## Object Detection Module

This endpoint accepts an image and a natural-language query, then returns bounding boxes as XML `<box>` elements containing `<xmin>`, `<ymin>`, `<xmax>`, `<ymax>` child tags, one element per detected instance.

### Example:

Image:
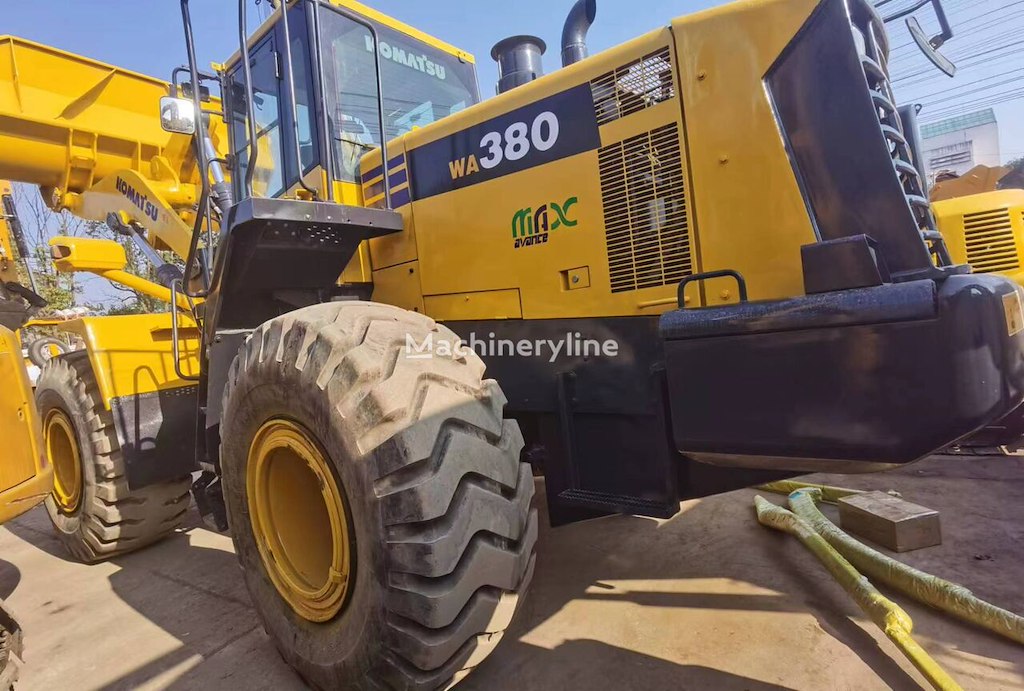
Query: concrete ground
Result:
<box><xmin>1</xmin><ymin>454</ymin><xmax>1022</xmax><ymax>691</ymax></box>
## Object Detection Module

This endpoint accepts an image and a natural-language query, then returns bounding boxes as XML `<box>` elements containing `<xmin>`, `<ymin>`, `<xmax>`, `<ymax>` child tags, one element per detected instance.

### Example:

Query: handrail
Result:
<box><xmin>239</xmin><ymin>0</ymin><xmax>261</xmax><ymax>198</ymax></box>
<box><xmin>179</xmin><ymin>0</ymin><xmax>214</xmax><ymax>297</ymax></box>
<box><xmin>278</xmin><ymin>1</ymin><xmax>318</xmax><ymax>199</ymax></box>
<box><xmin>171</xmin><ymin>66</ymin><xmax>218</xmax><ymax>95</ymax></box>
<box><xmin>170</xmin><ymin>278</ymin><xmax>201</xmax><ymax>382</ymax></box>
<box><xmin>314</xmin><ymin>0</ymin><xmax>391</xmax><ymax>208</ymax></box>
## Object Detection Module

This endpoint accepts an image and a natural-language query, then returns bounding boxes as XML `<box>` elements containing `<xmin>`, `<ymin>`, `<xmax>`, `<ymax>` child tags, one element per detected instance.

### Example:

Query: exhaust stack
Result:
<box><xmin>491</xmin><ymin>36</ymin><xmax>547</xmax><ymax>95</ymax></box>
<box><xmin>561</xmin><ymin>0</ymin><xmax>597</xmax><ymax>67</ymax></box>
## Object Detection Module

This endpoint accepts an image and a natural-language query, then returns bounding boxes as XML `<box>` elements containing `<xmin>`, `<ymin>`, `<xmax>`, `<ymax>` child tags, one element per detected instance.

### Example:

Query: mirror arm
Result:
<box><xmin>880</xmin><ymin>0</ymin><xmax>953</xmax><ymax>45</ymax></box>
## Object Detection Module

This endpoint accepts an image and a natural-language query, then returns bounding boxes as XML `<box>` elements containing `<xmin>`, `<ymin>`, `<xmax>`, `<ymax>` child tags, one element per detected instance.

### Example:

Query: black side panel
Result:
<box><xmin>446</xmin><ymin>318</ymin><xmax>679</xmax><ymax>524</ymax></box>
<box><xmin>205</xmin><ymin>329</ymin><xmax>251</xmax><ymax>431</ymax></box>
<box><xmin>111</xmin><ymin>386</ymin><xmax>200</xmax><ymax>489</ymax></box>
<box><xmin>765</xmin><ymin>0</ymin><xmax>934</xmax><ymax>276</ymax></box>
<box><xmin>200</xmin><ymin>329</ymin><xmax>251</xmax><ymax>471</ymax></box>
<box><xmin>449</xmin><ymin>317</ymin><xmax>664</xmax><ymax>414</ymax></box>
<box><xmin>206</xmin><ymin>197</ymin><xmax>402</xmax><ymax>334</ymax></box>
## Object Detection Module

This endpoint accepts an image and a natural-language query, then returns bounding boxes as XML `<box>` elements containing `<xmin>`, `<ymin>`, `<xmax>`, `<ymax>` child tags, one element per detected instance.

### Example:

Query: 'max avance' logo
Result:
<box><xmin>511</xmin><ymin>197</ymin><xmax>578</xmax><ymax>249</ymax></box>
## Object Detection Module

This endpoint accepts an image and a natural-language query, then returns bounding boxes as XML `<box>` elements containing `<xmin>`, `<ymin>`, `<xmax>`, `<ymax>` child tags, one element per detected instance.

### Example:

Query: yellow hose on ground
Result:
<box><xmin>754</xmin><ymin>496</ymin><xmax>962</xmax><ymax>691</ymax></box>
<box><xmin>788</xmin><ymin>488</ymin><xmax>1024</xmax><ymax>646</ymax></box>
<box><xmin>757</xmin><ymin>480</ymin><xmax>863</xmax><ymax>503</ymax></box>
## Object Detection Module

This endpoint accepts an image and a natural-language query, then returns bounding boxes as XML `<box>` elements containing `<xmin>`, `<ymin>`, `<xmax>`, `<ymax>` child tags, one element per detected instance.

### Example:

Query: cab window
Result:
<box><xmin>227</xmin><ymin>9</ymin><xmax>319</xmax><ymax>199</ymax></box>
<box><xmin>318</xmin><ymin>8</ymin><xmax>480</xmax><ymax>182</ymax></box>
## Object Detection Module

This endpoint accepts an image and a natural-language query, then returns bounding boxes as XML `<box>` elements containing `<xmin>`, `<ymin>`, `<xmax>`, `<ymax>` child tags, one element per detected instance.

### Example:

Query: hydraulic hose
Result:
<box><xmin>758</xmin><ymin>480</ymin><xmax>863</xmax><ymax>503</ymax></box>
<box><xmin>788</xmin><ymin>488</ymin><xmax>1024</xmax><ymax>646</ymax></box>
<box><xmin>754</xmin><ymin>496</ymin><xmax>962</xmax><ymax>691</ymax></box>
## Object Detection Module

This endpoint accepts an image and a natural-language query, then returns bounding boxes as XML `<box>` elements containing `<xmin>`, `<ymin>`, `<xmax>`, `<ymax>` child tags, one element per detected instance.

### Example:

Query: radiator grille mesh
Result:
<box><xmin>599</xmin><ymin>123</ymin><xmax>692</xmax><ymax>293</ymax></box>
<box><xmin>963</xmin><ymin>207</ymin><xmax>1019</xmax><ymax>272</ymax></box>
<box><xmin>591</xmin><ymin>48</ymin><xmax>675</xmax><ymax>126</ymax></box>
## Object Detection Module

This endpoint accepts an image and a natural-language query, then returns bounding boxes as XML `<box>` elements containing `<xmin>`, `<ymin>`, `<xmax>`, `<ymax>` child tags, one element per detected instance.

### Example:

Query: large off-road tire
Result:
<box><xmin>220</xmin><ymin>302</ymin><xmax>537</xmax><ymax>690</ymax></box>
<box><xmin>35</xmin><ymin>353</ymin><xmax>191</xmax><ymax>563</ymax></box>
<box><xmin>27</xmin><ymin>336</ymin><xmax>67</xmax><ymax>368</ymax></box>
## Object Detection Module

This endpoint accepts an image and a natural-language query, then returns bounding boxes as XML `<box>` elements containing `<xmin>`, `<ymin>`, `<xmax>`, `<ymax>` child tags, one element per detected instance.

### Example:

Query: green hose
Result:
<box><xmin>754</xmin><ymin>496</ymin><xmax>962</xmax><ymax>691</ymax></box>
<box><xmin>757</xmin><ymin>480</ymin><xmax>863</xmax><ymax>504</ymax></box>
<box><xmin>788</xmin><ymin>488</ymin><xmax>1024</xmax><ymax>646</ymax></box>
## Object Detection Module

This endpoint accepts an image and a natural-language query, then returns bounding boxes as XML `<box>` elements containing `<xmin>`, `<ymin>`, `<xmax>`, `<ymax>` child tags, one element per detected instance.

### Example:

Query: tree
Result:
<box><xmin>10</xmin><ymin>183</ymin><xmax>97</xmax><ymax>313</ymax></box>
<box><xmin>1003</xmin><ymin>157</ymin><xmax>1024</xmax><ymax>190</ymax></box>
<box><xmin>100</xmin><ymin>237</ymin><xmax>173</xmax><ymax>315</ymax></box>
<box><xmin>10</xmin><ymin>183</ymin><xmax>174</xmax><ymax>316</ymax></box>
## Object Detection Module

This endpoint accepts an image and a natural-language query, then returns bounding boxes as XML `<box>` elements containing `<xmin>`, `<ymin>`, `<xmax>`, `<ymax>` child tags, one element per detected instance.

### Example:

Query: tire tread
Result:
<box><xmin>222</xmin><ymin>302</ymin><xmax>535</xmax><ymax>689</ymax></box>
<box><xmin>37</xmin><ymin>353</ymin><xmax>190</xmax><ymax>563</ymax></box>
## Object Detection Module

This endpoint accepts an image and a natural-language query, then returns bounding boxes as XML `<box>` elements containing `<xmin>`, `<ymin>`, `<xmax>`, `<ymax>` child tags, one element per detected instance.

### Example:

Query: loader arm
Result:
<box><xmin>0</xmin><ymin>180</ymin><xmax>45</xmax><ymax>330</ymax></box>
<box><xmin>0</xmin><ymin>35</ymin><xmax>225</xmax><ymax>262</ymax></box>
<box><xmin>0</xmin><ymin>38</ymin><xmax>214</xmax><ymax>504</ymax></box>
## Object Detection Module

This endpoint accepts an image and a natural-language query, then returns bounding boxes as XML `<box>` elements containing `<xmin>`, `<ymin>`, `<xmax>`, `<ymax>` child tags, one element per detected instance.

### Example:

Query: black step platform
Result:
<box><xmin>206</xmin><ymin>196</ymin><xmax>403</xmax><ymax>332</ymax></box>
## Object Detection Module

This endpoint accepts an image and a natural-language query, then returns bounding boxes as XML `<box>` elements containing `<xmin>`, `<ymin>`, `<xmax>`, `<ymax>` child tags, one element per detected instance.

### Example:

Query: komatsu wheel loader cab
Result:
<box><xmin>0</xmin><ymin>0</ymin><xmax>1016</xmax><ymax>685</ymax></box>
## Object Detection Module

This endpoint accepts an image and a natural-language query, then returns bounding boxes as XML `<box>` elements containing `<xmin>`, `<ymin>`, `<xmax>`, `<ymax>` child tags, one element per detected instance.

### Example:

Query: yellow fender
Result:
<box><xmin>0</xmin><ymin>325</ymin><xmax>52</xmax><ymax>524</ymax></box>
<box><xmin>54</xmin><ymin>314</ymin><xmax>200</xmax><ymax>410</ymax></box>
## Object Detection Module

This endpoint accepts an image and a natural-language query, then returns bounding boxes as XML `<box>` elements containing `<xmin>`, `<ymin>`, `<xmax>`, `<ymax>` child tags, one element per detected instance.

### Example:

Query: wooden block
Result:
<box><xmin>837</xmin><ymin>491</ymin><xmax>941</xmax><ymax>552</ymax></box>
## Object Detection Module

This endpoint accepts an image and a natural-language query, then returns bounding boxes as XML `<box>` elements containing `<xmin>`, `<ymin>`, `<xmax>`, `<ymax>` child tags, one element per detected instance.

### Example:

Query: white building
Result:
<box><xmin>920</xmin><ymin>109</ymin><xmax>1001</xmax><ymax>183</ymax></box>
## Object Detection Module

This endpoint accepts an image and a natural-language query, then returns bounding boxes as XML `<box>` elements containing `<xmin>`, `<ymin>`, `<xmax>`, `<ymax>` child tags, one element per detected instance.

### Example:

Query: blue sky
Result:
<box><xmin>4</xmin><ymin>0</ymin><xmax>1023</xmax><ymax>304</ymax></box>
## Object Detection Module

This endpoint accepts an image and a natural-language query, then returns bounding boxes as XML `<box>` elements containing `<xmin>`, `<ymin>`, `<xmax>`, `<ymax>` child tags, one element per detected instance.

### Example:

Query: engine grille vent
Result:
<box><xmin>599</xmin><ymin>123</ymin><xmax>692</xmax><ymax>293</ymax></box>
<box><xmin>591</xmin><ymin>48</ymin><xmax>675</xmax><ymax>126</ymax></box>
<box><xmin>963</xmin><ymin>207</ymin><xmax>1019</xmax><ymax>273</ymax></box>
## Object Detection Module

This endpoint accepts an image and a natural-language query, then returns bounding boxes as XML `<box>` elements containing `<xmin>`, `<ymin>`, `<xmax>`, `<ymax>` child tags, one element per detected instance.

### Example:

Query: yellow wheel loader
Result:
<box><xmin>4</xmin><ymin>0</ymin><xmax>1024</xmax><ymax>688</ymax></box>
<box><xmin>0</xmin><ymin>181</ymin><xmax>54</xmax><ymax>688</ymax></box>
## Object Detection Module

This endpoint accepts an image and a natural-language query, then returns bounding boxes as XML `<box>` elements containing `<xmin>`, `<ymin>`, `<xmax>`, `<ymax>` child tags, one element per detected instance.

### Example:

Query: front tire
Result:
<box><xmin>220</xmin><ymin>302</ymin><xmax>537</xmax><ymax>690</ymax></box>
<box><xmin>35</xmin><ymin>353</ymin><xmax>191</xmax><ymax>562</ymax></box>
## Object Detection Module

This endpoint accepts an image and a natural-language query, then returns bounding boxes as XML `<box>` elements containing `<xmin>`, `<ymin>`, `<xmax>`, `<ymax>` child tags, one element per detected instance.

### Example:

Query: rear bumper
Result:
<box><xmin>661</xmin><ymin>274</ymin><xmax>1024</xmax><ymax>471</ymax></box>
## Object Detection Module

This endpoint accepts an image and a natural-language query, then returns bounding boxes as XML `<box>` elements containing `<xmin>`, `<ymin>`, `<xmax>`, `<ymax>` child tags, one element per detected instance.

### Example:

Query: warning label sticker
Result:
<box><xmin>1003</xmin><ymin>290</ymin><xmax>1024</xmax><ymax>336</ymax></box>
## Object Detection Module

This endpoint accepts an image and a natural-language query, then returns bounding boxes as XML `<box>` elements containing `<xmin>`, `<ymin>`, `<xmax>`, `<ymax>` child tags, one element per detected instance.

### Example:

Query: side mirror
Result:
<box><xmin>878</xmin><ymin>0</ymin><xmax>956</xmax><ymax>77</ymax></box>
<box><xmin>159</xmin><ymin>96</ymin><xmax>197</xmax><ymax>135</ymax></box>
<box><xmin>907</xmin><ymin>16</ymin><xmax>956</xmax><ymax>77</ymax></box>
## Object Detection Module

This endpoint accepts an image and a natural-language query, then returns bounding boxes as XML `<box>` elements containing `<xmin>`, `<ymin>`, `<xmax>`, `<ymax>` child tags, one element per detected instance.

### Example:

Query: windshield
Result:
<box><xmin>319</xmin><ymin>9</ymin><xmax>480</xmax><ymax>182</ymax></box>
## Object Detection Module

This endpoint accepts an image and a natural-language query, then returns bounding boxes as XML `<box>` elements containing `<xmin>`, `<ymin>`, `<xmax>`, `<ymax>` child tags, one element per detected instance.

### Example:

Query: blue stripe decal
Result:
<box><xmin>388</xmin><ymin>168</ymin><xmax>408</xmax><ymax>187</ymax></box>
<box><xmin>390</xmin><ymin>187</ymin><xmax>411</xmax><ymax>208</ymax></box>
<box><xmin>361</xmin><ymin>154</ymin><xmax>407</xmax><ymax>184</ymax></box>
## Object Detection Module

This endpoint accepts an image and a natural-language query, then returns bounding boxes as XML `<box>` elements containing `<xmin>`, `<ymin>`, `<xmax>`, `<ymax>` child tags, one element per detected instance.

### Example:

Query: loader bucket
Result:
<box><xmin>0</xmin><ymin>36</ymin><xmax>211</xmax><ymax>194</ymax></box>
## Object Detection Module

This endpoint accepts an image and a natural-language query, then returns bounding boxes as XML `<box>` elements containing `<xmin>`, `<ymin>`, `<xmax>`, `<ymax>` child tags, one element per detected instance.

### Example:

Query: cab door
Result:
<box><xmin>225</xmin><ymin>8</ymin><xmax>320</xmax><ymax>202</ymax></box>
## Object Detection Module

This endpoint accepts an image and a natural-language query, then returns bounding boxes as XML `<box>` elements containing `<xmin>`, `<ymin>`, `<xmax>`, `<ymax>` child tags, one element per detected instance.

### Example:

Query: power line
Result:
<box><xmin>903</xmin><ymin>67</ymin><xmax>1024</xmax><ymax>103</ymax></box>
<box><xmin>919</xmin><ymin>74</ymin><xmax>1024</xmax><ymax>108</ymax></box>
<box><xmin>920</xmin><ymin>89</ymin><xmax>1024</xmax><ymax>121</ymax></box>
<box><xmin>896</xmin><ymin>50</ymin><xmax>1024</xmax><ymax>90</ymax></box>
<box><xmin>893</xmin><ymin>37</ymin><xmax>1024</xmax><ymax>82</ymax></box>
<box><xmin>890</xmin><ymin>0</ymin><xmax>1024</xmax><ymax>52</ymax></box>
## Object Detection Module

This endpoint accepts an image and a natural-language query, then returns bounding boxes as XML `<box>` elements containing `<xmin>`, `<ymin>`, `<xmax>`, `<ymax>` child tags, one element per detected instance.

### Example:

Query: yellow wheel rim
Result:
<box><xmin>247</xmin><ymin>419</ymin><xmax>352</xmax><ymax>622</ymax></box>
<box><xmin>45</xmin><ymin>409</ymin><xmax>82</xmax><ymax>514</ymax></box>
